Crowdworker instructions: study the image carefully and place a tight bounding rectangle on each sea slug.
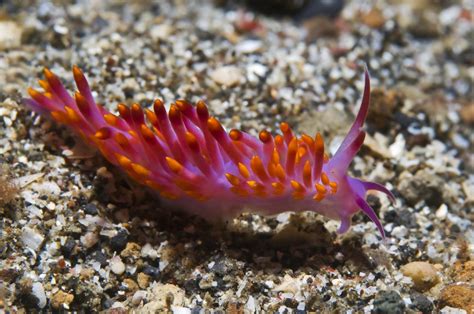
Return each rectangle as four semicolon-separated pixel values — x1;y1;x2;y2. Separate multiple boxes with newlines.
25;66;394;236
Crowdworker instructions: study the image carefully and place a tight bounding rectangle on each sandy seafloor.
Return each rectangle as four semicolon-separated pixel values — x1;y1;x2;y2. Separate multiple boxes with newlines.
0;0;473;312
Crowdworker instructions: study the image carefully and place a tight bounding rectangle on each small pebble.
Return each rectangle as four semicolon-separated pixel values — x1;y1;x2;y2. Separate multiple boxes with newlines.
80;232;99;249
401;261;440;291
137;272;150;289
51;290;74;310
110;256;126;275
361;8;385;29
21;227;44;252
236;39;262;54
90;250;108;266
0;21;22;49
439;284;474;313
373;290;405;314
121;242;141;258
141;243;159;259
142;265;160;278
132;290;147;306
149;24;173;40
110;229;129;252
435;204;448;220
410;292;434;314
83;203;98;215
392;226;408;239
61;238;76;257
210;66;243;87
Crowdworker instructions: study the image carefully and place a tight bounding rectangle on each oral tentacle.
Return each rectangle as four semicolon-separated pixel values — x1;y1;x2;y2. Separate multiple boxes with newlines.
360;180;396;203
354;193;385;238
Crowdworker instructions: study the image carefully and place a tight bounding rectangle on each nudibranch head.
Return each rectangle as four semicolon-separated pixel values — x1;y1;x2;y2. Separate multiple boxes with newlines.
25;66;394;237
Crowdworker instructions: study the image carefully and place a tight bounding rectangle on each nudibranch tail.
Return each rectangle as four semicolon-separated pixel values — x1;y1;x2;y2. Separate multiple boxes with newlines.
25;66;394;237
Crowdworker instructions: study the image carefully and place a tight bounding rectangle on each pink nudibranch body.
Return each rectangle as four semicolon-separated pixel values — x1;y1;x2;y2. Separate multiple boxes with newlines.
25;66;394;237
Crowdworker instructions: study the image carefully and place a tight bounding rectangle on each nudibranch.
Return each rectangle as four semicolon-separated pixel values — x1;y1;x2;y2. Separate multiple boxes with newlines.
25;66;394;237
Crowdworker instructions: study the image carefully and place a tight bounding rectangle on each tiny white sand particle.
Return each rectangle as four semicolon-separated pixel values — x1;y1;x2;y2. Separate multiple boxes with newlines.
435;204;448;220
22;226;44;252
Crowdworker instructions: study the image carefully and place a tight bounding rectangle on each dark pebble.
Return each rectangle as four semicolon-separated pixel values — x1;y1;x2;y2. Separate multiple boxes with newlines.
283;298;298;308
384;209;418;228
406;133;430;149
102;298;114;309
109;229;129;253
397;169;444;207
211;259;228;277
61;237;77;258
83;203;98;215
20;26;45;46
372;290;405;314
90;250;108;267
425;223;434;231
410;292;433;314
394;112;418;129
184;278;200;294
449;224;461;234
142;265;160;278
